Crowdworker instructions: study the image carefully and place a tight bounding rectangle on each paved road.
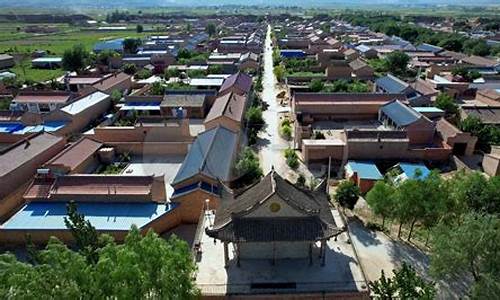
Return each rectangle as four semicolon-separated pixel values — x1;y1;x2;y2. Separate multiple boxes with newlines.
347;218;468;299
257;25;291;175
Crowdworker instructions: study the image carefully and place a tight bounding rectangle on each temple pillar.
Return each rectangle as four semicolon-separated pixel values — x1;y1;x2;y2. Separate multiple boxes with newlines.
320;240;327;267
223;242;229;268
309;243;313;266
236;242;241;267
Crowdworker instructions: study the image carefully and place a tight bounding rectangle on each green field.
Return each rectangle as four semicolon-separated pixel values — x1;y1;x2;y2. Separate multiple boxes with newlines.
0;24;159;82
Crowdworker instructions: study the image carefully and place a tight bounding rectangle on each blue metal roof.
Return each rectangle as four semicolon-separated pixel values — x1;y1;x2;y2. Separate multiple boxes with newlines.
346;161;383;180
355;45;373;53
399;163;431;180
414;107;444;113
280;50;306;58
380;100;422;127
416;43;443;53
2;202;178;231
172;126;238;185
0;122;24;133
375;74;408;94
93;38;124;53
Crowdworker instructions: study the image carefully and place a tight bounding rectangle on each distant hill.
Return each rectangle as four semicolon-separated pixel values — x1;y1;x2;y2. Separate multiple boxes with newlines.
0;0;499;9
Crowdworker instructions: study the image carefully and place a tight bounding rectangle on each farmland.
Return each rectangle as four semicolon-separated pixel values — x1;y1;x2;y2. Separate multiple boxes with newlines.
0;23;159;82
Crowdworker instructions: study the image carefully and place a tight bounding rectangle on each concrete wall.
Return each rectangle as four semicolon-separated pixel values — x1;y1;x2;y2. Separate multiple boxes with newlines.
302;141;345;163
483;153;500;177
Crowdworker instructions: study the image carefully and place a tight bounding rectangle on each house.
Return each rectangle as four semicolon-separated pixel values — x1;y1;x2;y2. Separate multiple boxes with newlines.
354;45;377;59
0;132;66;220
436;118;477;156
349;59;374;80
0;54;15;69
238;52;259;72
60;90;111;134
31;57;62;69
325;60;352;80
379;100;435;145
345;160;383;193
416;43;444;54
91;72;132;94
11;91;73;113
0;173;180;244
343;48;360;61
44;137;103;175
161;93;209;119
218;72;252;97
204;92;247;132
375;74;429;106
280;49;306;59
170;126;239;223
206;169;342;264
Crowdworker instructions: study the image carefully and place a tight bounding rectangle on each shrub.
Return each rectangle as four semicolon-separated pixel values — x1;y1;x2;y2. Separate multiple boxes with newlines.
284;148;299;169
236;147;263;184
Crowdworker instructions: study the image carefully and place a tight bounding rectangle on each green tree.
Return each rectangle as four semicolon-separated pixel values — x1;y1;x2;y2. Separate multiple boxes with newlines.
122;63;137;75
123;38;142;54
246;105;264;132
284;148;299;169
96;50;119;67
308;79;324;92
236;147;263;184
110;90;122;103
164;67;180;79
0;221;198;299
206;22;217;37
335;180;360;211
370;263;436;300
134;68;152;80
435;93;458;118
384;51;410;76
136;24;143;33
150;81;166;95
273;65;285;82
431;213;500;299
62;44;90;74
366;181;396;228
64;201;100;264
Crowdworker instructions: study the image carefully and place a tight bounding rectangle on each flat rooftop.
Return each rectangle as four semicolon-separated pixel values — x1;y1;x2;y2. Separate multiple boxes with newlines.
195;210;368;297
122;155;184;201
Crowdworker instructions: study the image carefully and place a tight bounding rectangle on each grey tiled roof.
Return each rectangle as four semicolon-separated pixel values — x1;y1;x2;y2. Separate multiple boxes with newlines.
206;171;341;242
375;74;409;94
380;100;422;127
172;126;238;185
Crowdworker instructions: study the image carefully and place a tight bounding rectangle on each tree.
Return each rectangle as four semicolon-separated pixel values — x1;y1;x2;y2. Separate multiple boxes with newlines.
122;63;137;75
335;180;360;211
164;67;180;80
308;79;324;92
96;50;119;67
134;68;152;80
177;48;192;60
64;201;100;264
246;105;264;132
370;263;436;300
273;65;285;82
150;81;165;95
206;22;217;37
384;51;410;76
435;93;458;118
110;90;122;103
136;24;143;33
123;38;142;54
284;148;299;169
62;44;89;74
431;213;500;299
297;174;306;187
236;147;263;184
366;181;396;228
0;219;198;299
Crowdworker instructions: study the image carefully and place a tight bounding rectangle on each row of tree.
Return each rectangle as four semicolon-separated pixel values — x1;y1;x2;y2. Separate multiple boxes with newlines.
364;170;500;297
0;202;198;298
